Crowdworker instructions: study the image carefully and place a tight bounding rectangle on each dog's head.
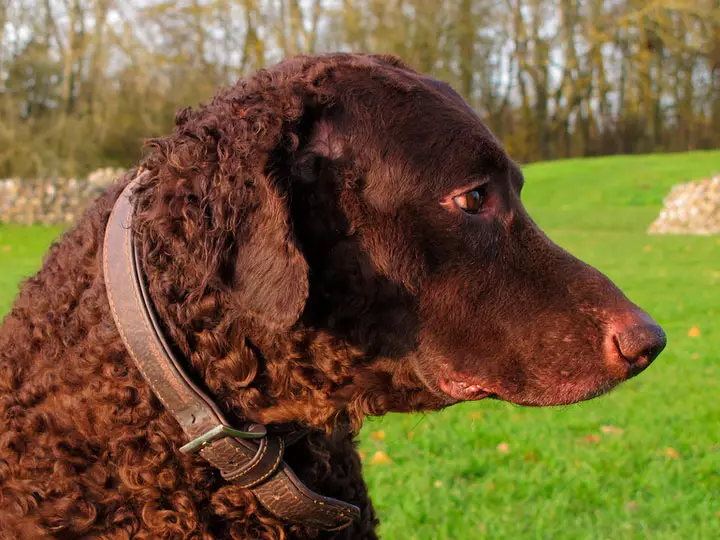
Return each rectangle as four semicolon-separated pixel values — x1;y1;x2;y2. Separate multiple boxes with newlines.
136;54;665;429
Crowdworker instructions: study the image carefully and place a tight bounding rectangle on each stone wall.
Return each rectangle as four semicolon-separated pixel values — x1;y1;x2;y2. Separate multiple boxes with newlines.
649;175;720;235
0;168;126;226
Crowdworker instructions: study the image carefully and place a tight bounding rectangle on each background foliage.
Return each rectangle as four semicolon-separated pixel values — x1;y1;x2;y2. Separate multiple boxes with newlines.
1;0;719;177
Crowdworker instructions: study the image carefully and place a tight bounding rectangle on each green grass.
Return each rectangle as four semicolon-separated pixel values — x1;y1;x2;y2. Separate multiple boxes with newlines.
0;225;64;315
1;151;719;539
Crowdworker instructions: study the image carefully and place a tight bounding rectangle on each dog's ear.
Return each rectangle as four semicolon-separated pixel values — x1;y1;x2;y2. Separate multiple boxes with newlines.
141;88;318;334
229;172;309;333
240;114;348;331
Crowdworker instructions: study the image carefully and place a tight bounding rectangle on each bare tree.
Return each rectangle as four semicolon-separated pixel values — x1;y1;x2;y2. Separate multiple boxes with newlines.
0;0;717;177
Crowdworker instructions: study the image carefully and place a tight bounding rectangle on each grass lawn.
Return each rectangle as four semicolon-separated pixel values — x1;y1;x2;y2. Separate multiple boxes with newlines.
0;225;64;315
1;150;719;539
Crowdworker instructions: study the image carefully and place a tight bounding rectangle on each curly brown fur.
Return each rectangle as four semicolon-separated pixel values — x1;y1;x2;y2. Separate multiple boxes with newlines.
0;53;664;538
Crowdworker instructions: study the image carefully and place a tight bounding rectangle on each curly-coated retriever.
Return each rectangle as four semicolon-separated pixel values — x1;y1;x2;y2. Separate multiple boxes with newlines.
0;53;665;539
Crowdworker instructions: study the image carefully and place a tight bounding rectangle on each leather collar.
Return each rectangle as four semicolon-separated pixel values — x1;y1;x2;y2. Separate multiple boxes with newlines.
103;170;359;531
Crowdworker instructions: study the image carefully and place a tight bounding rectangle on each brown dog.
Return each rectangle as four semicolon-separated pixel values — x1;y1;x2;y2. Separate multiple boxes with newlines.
0;53;665;539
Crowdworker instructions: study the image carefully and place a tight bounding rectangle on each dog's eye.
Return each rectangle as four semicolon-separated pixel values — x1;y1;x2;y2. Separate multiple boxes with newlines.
453;188;485;214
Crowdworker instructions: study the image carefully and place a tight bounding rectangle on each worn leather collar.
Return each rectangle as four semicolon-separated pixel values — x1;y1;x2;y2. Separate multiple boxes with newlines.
103;170;360;531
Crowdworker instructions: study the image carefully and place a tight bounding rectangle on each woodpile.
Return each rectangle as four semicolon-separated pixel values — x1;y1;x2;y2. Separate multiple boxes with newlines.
648;176;720;235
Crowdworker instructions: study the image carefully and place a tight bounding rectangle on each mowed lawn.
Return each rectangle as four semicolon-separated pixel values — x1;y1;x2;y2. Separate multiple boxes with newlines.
1;151;719;539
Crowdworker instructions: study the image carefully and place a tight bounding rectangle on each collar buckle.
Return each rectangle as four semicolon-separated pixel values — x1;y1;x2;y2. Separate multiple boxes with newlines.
179;423;267;454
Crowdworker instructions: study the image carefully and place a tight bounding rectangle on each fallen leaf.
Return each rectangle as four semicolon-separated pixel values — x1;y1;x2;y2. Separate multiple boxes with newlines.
369;450;391;465
407;431;415;440
691;353;699;360
434;480;443;488
478;523;488;534
486;481;496;491
601;425;625;435
624;501;639;513
659;447;681;460
496;442;509;454
0;245;10;253
523;452;539;462
359;451;366;460
643;245;652;252
469;412;484;420
688;326;701;337
584;434;601;445
370;430;386;441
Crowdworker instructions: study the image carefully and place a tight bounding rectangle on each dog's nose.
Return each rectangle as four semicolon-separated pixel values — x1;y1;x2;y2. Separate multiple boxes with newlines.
611;315;666;376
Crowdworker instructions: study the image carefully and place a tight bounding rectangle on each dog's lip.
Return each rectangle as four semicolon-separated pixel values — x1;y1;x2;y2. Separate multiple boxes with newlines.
411;358;501;403
438;374;496;402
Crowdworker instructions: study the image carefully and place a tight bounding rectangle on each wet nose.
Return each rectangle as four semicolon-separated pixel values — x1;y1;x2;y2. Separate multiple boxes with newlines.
612;317;666;376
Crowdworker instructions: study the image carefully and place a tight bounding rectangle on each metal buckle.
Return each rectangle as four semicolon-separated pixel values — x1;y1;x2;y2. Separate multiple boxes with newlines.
179;423;267;454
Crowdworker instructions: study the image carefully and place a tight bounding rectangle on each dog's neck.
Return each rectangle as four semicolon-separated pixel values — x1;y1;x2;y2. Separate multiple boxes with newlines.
104;179;364;530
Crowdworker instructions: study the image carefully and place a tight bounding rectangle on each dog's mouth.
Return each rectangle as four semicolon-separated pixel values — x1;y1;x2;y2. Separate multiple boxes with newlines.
438;374;496;402
412;359;500;403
